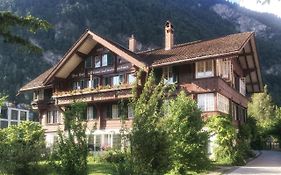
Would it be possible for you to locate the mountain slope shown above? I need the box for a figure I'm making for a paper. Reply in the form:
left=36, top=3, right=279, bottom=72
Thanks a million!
left=1, top=0, right=281, bottom=104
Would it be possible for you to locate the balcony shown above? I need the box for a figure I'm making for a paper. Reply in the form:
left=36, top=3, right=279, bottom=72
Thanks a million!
left=31, top=99, right=55, bottom=110
left=53, top=84, right=134, bottom=105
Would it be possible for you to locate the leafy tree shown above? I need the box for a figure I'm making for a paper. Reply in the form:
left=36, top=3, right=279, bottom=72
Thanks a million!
left=52, top=102, right=88, bottom=175
left=164, top=91, right=210, bottom=174
left=248, top=85, right=276, bottom=132
left=131, top=70, right=169, bottom=175
left=0, top=11, right=50, bottom=52
left=207, top=115, right=239, bottom=165
left=0, top=121, right=45, bottom=175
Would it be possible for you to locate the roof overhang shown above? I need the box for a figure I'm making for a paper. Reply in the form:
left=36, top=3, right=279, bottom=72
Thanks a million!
left=237, top=35, right=263, bottom=93
left=43, top=30, right=148, bottom=85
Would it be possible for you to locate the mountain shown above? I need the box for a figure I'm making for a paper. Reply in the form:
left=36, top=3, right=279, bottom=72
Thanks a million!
left=1, top=0, right=281, bottom=104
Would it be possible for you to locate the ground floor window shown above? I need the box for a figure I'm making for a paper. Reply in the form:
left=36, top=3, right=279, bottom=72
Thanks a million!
left=87, top=106, right=97, bottom=120
left=47, top=110, right=59, bottom=124
left=197, top=93, right=215, bottom=112
left=88, top=133, right=122, bottom=151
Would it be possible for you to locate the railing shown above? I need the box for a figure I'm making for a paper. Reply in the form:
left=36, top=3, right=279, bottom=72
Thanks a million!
left=53, top=84, right=134, bottom=105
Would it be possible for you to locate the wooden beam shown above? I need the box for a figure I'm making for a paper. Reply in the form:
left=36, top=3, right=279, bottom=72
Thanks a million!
left=243, top=48, right=254, bottom=92
left=76, top=51, right=88, bottom=58
left=248, top=39, right=261, bottom=91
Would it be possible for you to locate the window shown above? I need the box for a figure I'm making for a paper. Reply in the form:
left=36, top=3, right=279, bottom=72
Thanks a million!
left=0, top=121, right=8, bottom=128
left=94, top=56, right=101, bottom=68
left=128, top=74, right=136, bottom=84
left=0, top=107, right=8, bottom=119
left=103, top=77, right=111, bottom=86
left=197, top=93, right=215, bottom=112
left=89, top=77, right=100, bottom=88
left=47, top=110, right=59, bottom=124
left=112, top=104, right=119, bottom=119
left=217, top=93, right=229, bottom=114
left=73, top=80, right=84, bottom=90
left=107, top=105, right=112, bottom=118
left=220, top=59, right=231, bottom=79
left=163, top=66, right=177, bottom=84
left=232, top=102, right=238, bottom=120
left=85, top=56, right=92, bottom=68
left=11, top=110, right=18, bottom=120
left=20, top=111, right=27, bottom=121
left=239, top=78, right=246, bottom=96
left=128, top=105, right=134, bottom=118
left=112, top=75, right=124, bottom=86
left=102, top=54, right=108, bottom=66
left=87, top=106, right=97, bottom=120
left=195, top=60, right=214, bottom=78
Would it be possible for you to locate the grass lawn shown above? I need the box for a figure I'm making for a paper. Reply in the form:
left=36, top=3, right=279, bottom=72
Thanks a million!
left=88, top=159, right=115, bottom=175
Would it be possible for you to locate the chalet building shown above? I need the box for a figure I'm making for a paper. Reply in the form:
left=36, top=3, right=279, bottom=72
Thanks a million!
left=19, top=21, right=263, bottom=149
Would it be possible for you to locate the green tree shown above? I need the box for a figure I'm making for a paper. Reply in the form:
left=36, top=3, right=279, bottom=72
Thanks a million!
left=0, top=11, right=50, bottom=52
left=248, top=85, right=276, bottom=132
left=53, top=102, right=88, bottom=175
left=0, top=121, right=45, bottom=175
left=131, top=70, right=169, bottom=175
left=207, top=115, right=239, bottom=165
left=164, top=91, right=210, bottom=174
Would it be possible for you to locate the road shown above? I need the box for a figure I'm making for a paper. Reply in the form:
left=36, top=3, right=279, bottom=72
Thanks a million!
left=226, top=150, right=281, bottom=175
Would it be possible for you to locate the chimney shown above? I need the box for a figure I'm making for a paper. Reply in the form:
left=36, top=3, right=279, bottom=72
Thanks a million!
left=165, top=21, right=174, bottom=50
left=129, top=34, right=137, bottom=52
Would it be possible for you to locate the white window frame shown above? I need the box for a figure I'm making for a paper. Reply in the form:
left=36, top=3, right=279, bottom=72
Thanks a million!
left=197, top=93, right=215, bottom=112
left=94, top=56, right=101, bottom=68
left=163, top=66, right=177, bottom=84
left=128, top=73, right=136, bottom=85
left=217, top=93, right=229, bottom=114
left=195, top=60, right=214, bottom=79
left=102, top=54, right=108, bottom=66
left=47, top=110, right=59, bottom=124
left=239, top=77, right=246, bottom=96
left=112, top=104, right=119, bottom=119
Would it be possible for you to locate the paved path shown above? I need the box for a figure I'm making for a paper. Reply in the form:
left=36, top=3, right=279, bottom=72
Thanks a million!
left=226, top=150, right=281, bottom=175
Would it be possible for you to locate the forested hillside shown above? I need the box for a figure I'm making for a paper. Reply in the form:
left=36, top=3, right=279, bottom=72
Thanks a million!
left=1, top=0, right=281, bottom=104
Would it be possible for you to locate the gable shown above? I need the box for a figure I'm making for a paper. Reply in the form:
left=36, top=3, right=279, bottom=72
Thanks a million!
left=43, top=30, right=147, bottom=85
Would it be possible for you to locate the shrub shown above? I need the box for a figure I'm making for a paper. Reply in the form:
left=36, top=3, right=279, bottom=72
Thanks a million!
left=0, top=121, right=45, bottom=175
left=164, top=91, right=210, bottom=173
left=101, top=149, right=126, bottom=163
left=51, top=102, right=88, bottom=175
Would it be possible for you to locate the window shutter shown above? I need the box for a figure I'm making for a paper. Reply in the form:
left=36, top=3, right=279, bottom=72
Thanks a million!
left=93, top=106, right=97, bottom=119
left=172, top=66, right=178, bottom=83
left=108, top=53, right=114, bottom=65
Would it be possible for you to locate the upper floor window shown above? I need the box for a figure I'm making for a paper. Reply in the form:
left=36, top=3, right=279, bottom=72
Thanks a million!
left=88, top=77, right=100, bottom=88
left=112, top=75, right=124, bottom=86
left=94, top=56, right=101, bottom=68
left=239, top=78, right=246, bottom=96
left=128, top=104, right=134, bottom=118
left=94, top=53, right=114, bottom=68
left=73, top=80, right=84, bottom=90
left=103, top=77, right=111, bottom=86
left=47, top=110, right=59, bottom=124
left=195, top=60, right=214, bottom=78
left=128, top=73, right=136, bottom=84
left=197, top=93, right=215, bottom=112
left=85, top=56, right=92, bottom=69
left=217, top=93, right=229, bottom=114
left=163, top=66, right=177, bottom=84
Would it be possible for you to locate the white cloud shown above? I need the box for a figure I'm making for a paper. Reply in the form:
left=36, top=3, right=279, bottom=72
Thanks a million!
left=239, top=0, right=281, bottom=17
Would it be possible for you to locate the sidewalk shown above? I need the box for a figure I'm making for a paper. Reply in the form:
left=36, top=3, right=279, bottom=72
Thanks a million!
left=207, top=150, right=262, bottom=175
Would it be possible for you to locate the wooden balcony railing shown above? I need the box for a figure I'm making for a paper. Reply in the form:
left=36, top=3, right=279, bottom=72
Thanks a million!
left=53, top=84, right=134, bottom=105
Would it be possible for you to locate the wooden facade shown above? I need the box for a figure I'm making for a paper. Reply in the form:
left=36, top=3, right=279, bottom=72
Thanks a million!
left=19, top=22, right=263, bottom=147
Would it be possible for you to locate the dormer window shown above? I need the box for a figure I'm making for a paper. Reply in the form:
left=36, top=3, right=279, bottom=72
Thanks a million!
left=195, top=60, right=214, bottom=78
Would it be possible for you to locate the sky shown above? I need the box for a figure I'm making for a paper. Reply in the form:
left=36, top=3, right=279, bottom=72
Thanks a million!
left=229, top=0, right=281, bottom=17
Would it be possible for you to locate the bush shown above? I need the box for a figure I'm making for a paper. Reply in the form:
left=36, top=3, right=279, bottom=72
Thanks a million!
left=101, top=150, right=126, bottom=163
left=100, top=150, right=133, bottom=175
left=0, top=121, right=45, bottom=175
left=164, top=91, right=210, bottom=173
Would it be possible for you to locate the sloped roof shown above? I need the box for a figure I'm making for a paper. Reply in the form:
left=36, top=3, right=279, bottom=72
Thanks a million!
left=138, top=32, right=253, bottom=66
left=19, top=67, right=54, bottom=92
